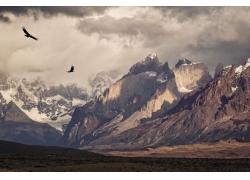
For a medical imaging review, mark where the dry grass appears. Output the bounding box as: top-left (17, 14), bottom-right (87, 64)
top-left (90, 140), bottom-right (250, 159)
top-left (1, 140), bottom-right (250, 171)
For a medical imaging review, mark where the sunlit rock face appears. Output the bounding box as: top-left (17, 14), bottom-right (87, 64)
top-left (59, 54), bottom-right (182, 148)
top-left (172, 59), bottom-right (213, 94)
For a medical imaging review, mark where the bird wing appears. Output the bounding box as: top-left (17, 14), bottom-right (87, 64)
top-left (30, 35), bottom-right (38, 41)
top-left (71, 66), bottom-right (74, 71)
top-left (22, 27), bottom-right (30, 35)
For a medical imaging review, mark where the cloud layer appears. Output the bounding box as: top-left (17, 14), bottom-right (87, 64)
top-left (1, 6), bottom-right (250, 88)
top-left (0, 6), bottom-right (111, 22)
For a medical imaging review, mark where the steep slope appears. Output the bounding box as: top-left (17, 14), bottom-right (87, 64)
top-left (59, 54), bottom-right (182, 147)
top-left (84, 58), bottom-right (250, 149)
top-left (0, 99), bottom-right (62, 145)
top-left (172, 59), bottom-right (212, 94)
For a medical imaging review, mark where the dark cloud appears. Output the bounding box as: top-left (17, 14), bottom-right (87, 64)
top-left (0, 6), bottom-right (112, 22)
top-left (154, 6), bottom-right (226, 22)
top-left (77, 15), bottom-right (141, 36)
top-left (76, 14), bottom-right (171, 48)
top-left (0, 13), bottom-right (11, 23)
top-left (76, 6), bottom-right (250, 75)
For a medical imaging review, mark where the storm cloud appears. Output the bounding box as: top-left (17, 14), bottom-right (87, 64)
top-left (0, 13), bottom-right (11, 23)
top-left (0, 6), bottom-right (111, 22)
top-left (1, 6), bottom-right (250, 88)
top-left (76, 6), bottom-right (250, 74)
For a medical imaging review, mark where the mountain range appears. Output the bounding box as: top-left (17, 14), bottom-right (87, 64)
top-left (59, 54), bottom-right (215, 149)
top-left (2, 53), bottom-right (250, 150)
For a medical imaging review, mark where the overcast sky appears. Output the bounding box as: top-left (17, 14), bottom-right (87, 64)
top-left (1, 6), bottom-right (250, 86)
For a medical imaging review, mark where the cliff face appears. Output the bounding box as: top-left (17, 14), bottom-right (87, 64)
top-left (172, 59), bottom-right (213, 94)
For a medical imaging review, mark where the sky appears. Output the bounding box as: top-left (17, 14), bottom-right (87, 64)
top-left (1, 2), bottom-right (250, 88)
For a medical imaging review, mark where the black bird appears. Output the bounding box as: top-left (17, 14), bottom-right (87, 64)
top-left (22, 27), bottom-right (38, 41)
top-left (67, 66), bottom-right (74, 73)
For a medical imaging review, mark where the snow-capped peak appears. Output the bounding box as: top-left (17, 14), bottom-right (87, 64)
top-left (175, 59), bottom-right (200, 68)
top-left (221, 65), bottom-right (232, 76)
top-left (235, 58), bottom-right (250, 77)
top-left (147, 53), bottom-right (157, 60)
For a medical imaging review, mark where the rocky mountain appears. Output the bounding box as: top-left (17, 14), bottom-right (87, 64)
top-left (0, 99), bottom-right (62, 145)
top-left (59, 54), bottom-right (214, 148)
top-left (88, 70), bottom-right (121, 98)
top-left (0, 74), bottom-right (90, 132)
top-left (172, 59), bottom-right (213, 94)
top-left (214, 62), bottom-right (224, 78)
top-left (77, 58), bottom-right (250, 149)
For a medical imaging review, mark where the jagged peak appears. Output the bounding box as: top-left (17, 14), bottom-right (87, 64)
top-left (214, 62), bottom-right (224, 78)
top-left (146, 53), bottom-right (158, 60)
top-left (174, 59), bottom-right (201, 68)
top-left (127, 54), bottom-right (163, 76)
top-left (234, 58), bottom-right (250, 77)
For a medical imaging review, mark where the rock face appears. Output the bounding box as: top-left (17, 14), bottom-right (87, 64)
top-left (214, 62), bottom-right (224, 78)
top-left (59, 54), bottom-right (182, 147)
top-left (0, 100), bottom-right (62, 145)
top-left (172, 59), bottom-right (212, 94)
top-left (78, 58), bottom-right (250, 149)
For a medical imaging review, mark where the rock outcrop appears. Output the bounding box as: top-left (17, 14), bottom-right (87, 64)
top-left (172, 59), bottom-right (213, 94)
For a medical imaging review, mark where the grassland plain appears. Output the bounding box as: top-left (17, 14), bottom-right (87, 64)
top-left (1, 140), bottom-right (250, 172)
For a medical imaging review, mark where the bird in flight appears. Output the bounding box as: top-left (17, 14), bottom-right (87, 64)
top-left (67, 66), bottom-right (74, 73)
top-left (22, 27), bottom-right (38, 41)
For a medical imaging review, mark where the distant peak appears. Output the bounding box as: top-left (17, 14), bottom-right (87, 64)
top-left (147, 53), bottom-right (158, 60)
top-left (125, 54), bottom-right (163, 77)
top-left (175, 59), bottom-right (200, 68)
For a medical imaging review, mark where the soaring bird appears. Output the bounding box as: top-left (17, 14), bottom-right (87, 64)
top-left (67, 66), bottom-right (74, 73)
top-left (22, 27), bottom-right (38, 41)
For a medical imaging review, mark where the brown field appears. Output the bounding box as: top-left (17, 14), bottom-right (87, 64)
top-left (90, 140), bottom-right (250, 159)
top-left (1, 140), bottom-right (250, 172)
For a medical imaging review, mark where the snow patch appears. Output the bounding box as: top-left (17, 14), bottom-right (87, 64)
top-left (0, 89), bottom-right (13, 104)
top-left (145, 71), bottom-right (157, 77)
top-left (179, 59), bottom-right (201, 66)
top-left (232, 86), bottom-right (238, 93)
top-left (234, 58), bottom-right (250, 77)
top-left (72, 98), bottom-right (86, 106)
top-left (157, 75), bottom-right (168, 83)
top-left (148, 53), bottom-right (157, 60)
top-left (181, 62), bottom-right (200, 66)
top-left (221, 65), bottom-right (232, 76)
top-left (178, 86), bottom-right (193, 93)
